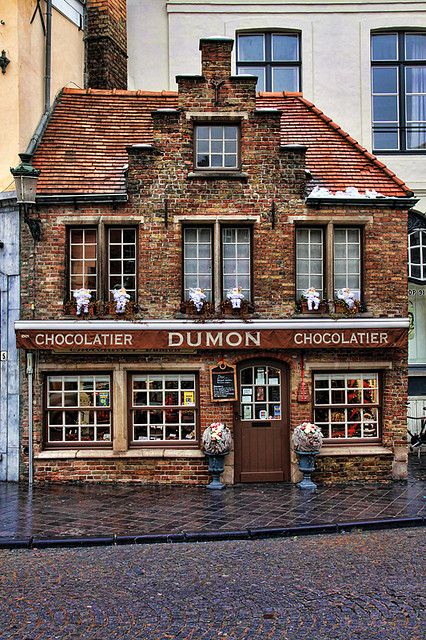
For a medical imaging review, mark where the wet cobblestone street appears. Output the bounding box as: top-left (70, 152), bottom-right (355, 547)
top-left (0, 528), bottom-right (424, 640)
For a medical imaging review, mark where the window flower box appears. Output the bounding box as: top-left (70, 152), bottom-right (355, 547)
top-left (221, 299), bottom-right (255, 317)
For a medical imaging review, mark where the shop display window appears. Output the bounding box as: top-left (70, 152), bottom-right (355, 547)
top-left (313, 373), bottom-right (380, 440)
top-left (130, 374), bottom-right (197, 443)
top-left (46, 375), bottom-right (112, 445)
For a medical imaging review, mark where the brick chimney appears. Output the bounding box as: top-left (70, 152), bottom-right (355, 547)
top-left (86, 0), bottom-right (127, 89)
top-left (199, 37), bottom-right (234, 79)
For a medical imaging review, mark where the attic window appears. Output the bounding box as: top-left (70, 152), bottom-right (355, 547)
top-left (194, 125), bottom-right (239, 170)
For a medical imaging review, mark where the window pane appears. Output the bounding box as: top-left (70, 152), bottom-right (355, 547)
top-left (238, 34), bottom-right (265, 61)
top-left (405, 66), bottom-right (426, 94)
top-left (373, 128), bottom-right (399, 150)
top-left (371, 33), bottom-right (397, 61)
top-left (296, 228), bottom-right (323, 299)
top-left (407, 127), bottom-right (426, 150)
top-left (405, 34), bottom-right (426, 60)
top-left (108, 228), bottom-right (136, 300)
top-left (184, 228), bottom-right (212, 301)
top-left (69, 228), bottom-right (97, 295)
top-left (222, 227), bottom-right (251, 300)
top-left (272, 67), bottom-right (299, 92)
top-left (373, 95), bottom-right (398, 121)
top-left (272, 34), bottom-right (299, 61)
top-left (238, 66), bottom-right (265, 91)
top-left (372, 67), bottom-right (398, 93)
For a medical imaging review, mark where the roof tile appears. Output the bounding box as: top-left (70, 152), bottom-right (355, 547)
top-left (33, 88), bottom-right (412, 197)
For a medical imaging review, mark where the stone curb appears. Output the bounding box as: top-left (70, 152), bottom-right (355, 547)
top-left (0, 516), bottom-right (424, 550)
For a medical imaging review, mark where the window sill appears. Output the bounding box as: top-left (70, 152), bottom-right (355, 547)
top-left (187, 171), bottom-right (248, 181)
top-left (318, 445), bottom-right (393, 457)
top-left (36, 448), bottom-right (205, 460)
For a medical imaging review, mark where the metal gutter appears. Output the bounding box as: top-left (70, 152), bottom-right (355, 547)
top-left (35, 193), bottom-right (128, 205)
top-left (15, 318), bottom-right (410, 331)
top-left (306, 197), bottom-right (419, 208)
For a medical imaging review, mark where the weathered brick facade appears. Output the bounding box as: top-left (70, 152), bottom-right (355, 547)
top-left (18, 38), bottom-right (413, 485)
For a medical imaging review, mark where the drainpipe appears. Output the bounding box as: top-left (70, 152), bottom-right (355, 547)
top-left (44, 0), bottom-right (52, 112)
top-left (26, 352), bottom-right (34, 486)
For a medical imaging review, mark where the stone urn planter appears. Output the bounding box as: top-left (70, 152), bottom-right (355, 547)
top-left (292, 422), bottom-right (323, 490)
top-left (202, 422), bottom-right (232, 490)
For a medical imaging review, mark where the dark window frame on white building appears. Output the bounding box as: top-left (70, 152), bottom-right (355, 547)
top-left (371, 30), bottom-right (426, 153)
top-left (295, 225), bottom-right (362, 302)
top-left (183, 224), bottom-right (252, 304)
top-left (409, 228), bottom-right (426, 282)
top-left (67, 225), bottom-right (138, 302)
top-left (236, 31), bottom-right (301, 92)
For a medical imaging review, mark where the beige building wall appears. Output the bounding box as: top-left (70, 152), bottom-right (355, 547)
top-left (0, 0), bottom-right (84, 191)
top-left (127, 0), bottom-right (426, 208)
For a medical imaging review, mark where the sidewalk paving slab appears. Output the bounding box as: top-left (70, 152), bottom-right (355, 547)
top-left (0, 455), bottom-right (424, 548)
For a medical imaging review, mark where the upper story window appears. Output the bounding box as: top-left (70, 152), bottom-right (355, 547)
top-left (195, 125), bottom-right (239, 170)
top-left (236, 32), bottom-right (301, 92)
top-left (371, 31), bottom-right (426, 152)
top-left (296, 226), bottom-right (361, 301)
top-left (409, 229), bottom-right (426, 281)
top-left (69, 226), bottom-right (137, 300)
top-left (183, 225), bottom-right (252, 304)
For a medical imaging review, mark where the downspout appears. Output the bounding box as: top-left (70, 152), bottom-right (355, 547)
top-left (44, 0), bottom-right (52, 112)
top-left (26, 352), bottom-right (34, 486)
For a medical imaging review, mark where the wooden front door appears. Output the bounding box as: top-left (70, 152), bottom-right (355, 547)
top-left (234, 361), bottom-right (290, 483)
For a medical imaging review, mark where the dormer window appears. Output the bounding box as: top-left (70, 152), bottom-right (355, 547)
top-left (195, 124), bottom-right (239, 170)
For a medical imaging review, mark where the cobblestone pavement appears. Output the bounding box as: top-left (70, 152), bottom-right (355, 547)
top-left (0, 528), bottom-right (424, 640)
top-left (1, 457), bottom-right (425, 540)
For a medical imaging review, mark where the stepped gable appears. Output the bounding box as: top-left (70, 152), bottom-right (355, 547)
top-left (33, 87), bottom-right (411, 197)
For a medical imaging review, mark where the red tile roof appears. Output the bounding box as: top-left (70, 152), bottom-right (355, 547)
top-left (33, 88), bottom-right (412, 198)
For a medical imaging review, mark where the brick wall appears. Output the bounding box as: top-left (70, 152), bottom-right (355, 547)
top-left (86, 0), bottom-right (127, 89)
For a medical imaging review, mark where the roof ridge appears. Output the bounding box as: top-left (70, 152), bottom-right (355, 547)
top-left (294, 96), bottom-right (413, 195)
top-left (62, 88), bottom-right (179, 97)
top-left (257, 91), bottom-right (303, 97)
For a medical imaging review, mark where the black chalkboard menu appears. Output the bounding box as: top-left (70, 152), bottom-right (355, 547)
top-left (210, 364), bottom-right (237, 402)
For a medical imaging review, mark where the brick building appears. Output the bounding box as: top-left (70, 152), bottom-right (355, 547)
top-left (15, 38), bottom-right (416, 485)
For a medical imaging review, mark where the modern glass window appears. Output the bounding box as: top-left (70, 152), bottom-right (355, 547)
top-left (371, 31), bottom-right (426, 151)
top-left (314, 373), bottom-right (380, 440)
top-left (46, 375), bottom-right (112, 445)
top-left (296, 228), bottom-right (324, 299)
top-left (409, 229), bottom-right (426, 281)
top-left (183, 225), bottom-right (252, 304)
top-left (130, 374), bottom-right (197, 443)
top-left (183, 227), bottom-right (213, 301)
top-left (334, 228), bottom-right (361, 299)
top-left (195, 125), bottom-right (239, 169)
top-left (69, 228), bottom-right (98, 295)
top-left (222, 227), bottom-right (251, 300)
top-left (68, 226), bottom-right (137, 300)
top-left (108, 228), bottom-right (137, 299)
top-left (237, 32), bottom-right (301, 92)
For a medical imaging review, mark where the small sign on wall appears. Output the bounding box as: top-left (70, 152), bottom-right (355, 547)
top-left (210, 362), bottom-right (237, 402)
top-left (0, 351), bottom-right (7, 361)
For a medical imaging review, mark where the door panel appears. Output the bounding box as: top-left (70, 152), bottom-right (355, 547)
top-left (235, 362), bottom-right (289, 482)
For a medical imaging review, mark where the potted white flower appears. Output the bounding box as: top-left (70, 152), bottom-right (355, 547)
top-left (202, 422), bottom-right (232, 490)
top-left (292, 422), bottom-right (323, 489)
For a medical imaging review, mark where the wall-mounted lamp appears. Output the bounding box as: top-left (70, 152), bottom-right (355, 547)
top-left (0, 50), bottom-right (10, 74)
top-left (10, 153), bottom-right (42, 241)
